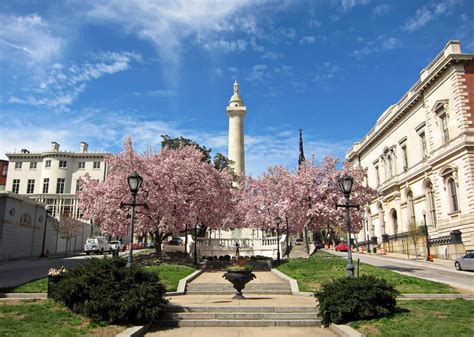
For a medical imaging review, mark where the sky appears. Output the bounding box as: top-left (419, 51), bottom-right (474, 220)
top-left (1, 0), bottom-right (473, 176)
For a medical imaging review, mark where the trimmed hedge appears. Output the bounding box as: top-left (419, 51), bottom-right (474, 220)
top-left (52, 257), bottom-right (167, 324)
top-left (315, 275), bottom-right (399, 326)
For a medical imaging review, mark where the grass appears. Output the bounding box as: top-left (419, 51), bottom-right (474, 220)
top-left (1, 263), bottom-right (196, 294)
top-left (277, 251), bottom-right (457, 294)
top-left (0, 278), bottom-right (48, 293)
top-left (0, 299), bottom-right (125, 337)
top-left (145, 263), bottom-right (196, 291)
top-left (350, 299), bottom-right (474, 337)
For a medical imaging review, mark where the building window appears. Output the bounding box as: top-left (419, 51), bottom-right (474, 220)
top-left (78, 162), bottom-right (85, 169)
top-left (12, 179), bottom-right (20, 193)
top-left (387, 155), bottom-right (393, 179)
top-left (420, 132), bottom-right (428, 159)
top-left (29, 162), bottom-right (37, 169)
top-left (43, 178), bottom-right (49, 194)
top-left (45, 160), bottom-right (51, 168)
top-left (56, 178), bottom-right (65, 194)
top-left (375, 165), bottom-right (380, 186)
top-left (401, 146), bottom-right (408, 171)
top-left (27, 179), bottom-right (35, 194)
top-left (2, 164), bottom-right (7, 176)
top-left (15, 162), bottom-right (22, 169)
top-left (76, 180), bottom-right (81, 193)
top-left (440, 114), bottom-right (449, 143)
top-left (407, 189), bottom-right (416, 225)
top-left (59, 160), bottom-right (67, 168)
top-left (425, 181), bottom-right (437, 227)
top-left (93, 161), bottom-right (101, 169)
top-left (448, 178), bottom-right (459, 212)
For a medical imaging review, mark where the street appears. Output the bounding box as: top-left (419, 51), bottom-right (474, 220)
top-left (327, 250), bottom-right (474, 292)
top-left (0, 251), bottom-right (132, 288)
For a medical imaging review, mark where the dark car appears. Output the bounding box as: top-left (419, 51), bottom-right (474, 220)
top-left (168, 237), bottom-right (183, 245)
top-left (313, 241), bottom-right (324, 249)
top-left (335, 242), bottom-right (348, 252)
top-left (455, 253), bottom-right (474, 271)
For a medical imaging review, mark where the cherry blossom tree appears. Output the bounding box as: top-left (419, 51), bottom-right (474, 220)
top-left (78, 137), bottom-right (234, 256)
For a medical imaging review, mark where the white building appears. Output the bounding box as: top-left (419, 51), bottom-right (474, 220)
top-left (346, 41), bottom-right (474, 256)
top-left (5, 141), bottom-right (110, 219)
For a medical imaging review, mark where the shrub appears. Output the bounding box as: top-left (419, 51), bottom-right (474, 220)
top-left (315, 275), bottom-right (399, 326)
top-left (52, 257), bottom-right (167, 324)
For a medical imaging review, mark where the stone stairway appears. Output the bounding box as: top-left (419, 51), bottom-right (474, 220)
top-left (185, 271), bottom-right (292, 295)
top-left (159, 303), bottom-right (321, 327)
top-left (186, 282), bottom-right (292, 294)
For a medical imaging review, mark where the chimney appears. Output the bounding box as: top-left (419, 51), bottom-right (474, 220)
top-left (51, 142), bottom-right (60, 152)
top-left (80, 141), bottom-right (88, 153)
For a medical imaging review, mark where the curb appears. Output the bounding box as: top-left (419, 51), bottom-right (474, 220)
top-left (166, 269), bottom-right (204, 296)
top-left (0, 293), bottom-right (47, 300)
top-left (115, 323), bottom-right (151, 337)
top-left (270, 268), bottom-right (313, 296)
top-left (330, 323), bottom-right (365, 337)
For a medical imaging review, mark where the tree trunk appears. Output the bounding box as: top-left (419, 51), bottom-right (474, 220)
top-left (65, 238), bottom-right (69, 256)
top-left (154, 232), bottom-right (164, 257)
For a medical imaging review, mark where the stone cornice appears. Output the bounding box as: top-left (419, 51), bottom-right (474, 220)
top-left (6, 152), bottom-right (111, 160)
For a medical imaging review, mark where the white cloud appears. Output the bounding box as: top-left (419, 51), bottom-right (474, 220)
top-left (403, 0), bottom-right (461, 32)
top-left (8, 51), bottom-right (140, 111)
top-left (247, 64), bottom-right (268, 82)
top-left (341, 0), bottom-right (371, 13)
top-left (372, 4), bottom-right (391, 17)
top-left (202, 39), bottom-right (247, 53)
top-left (0, 14), bottom-right (63, 63)
top-left (86, 1), bottom-right (257, 81)
top-left (352, 37), bottom-right (401, 58)
top-left (299, 36), bottom-right (316, 44)
top-left (314, 62), bottom-right (342, 81)
top-left (261, 51), bottom-right (283, 60)
top-left (308, 19), bottom-right (321, 28)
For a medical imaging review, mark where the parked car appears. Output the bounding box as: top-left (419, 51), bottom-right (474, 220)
top-left (335, 242), bottom-right (348, 252)
top-left (109, 240), bottom-right (125, 252)
top-left (313, 241), bottom-right (324, 249)
top-left (84, 236), bottom-right (110, 255)
top-left (168, 237), bottom-right (184, 245)
top-left (294, 238), bottom-right (304, 245)
top-left (454, 253), bottom-right (474, 271)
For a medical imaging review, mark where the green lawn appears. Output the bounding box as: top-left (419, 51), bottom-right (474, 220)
top-left (0, 300), bottom-right (124, 336)
top-left (350, 299), bottom-right (474, 337)
top-left (277, 251), bottom-right (457, 294)
top-left (145, 263), bottom-right (196, 291)
top-left (1, 263), bottom-right (196, 294)
top-left (0, 277), bottom-right (48, 293)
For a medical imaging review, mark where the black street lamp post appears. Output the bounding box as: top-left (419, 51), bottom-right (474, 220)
top-left (335, 174), bottom-right (359, 277)
top-left (275, 216), bottom-right (281, 264)
top-left (121, 172), bottom-right (147, 268)
top-left (422, 210), bottom-right (431, 261)
top-left (40, 205), bottom-right (51, 258)
top-left (366, 216), bottom-right (371, 254)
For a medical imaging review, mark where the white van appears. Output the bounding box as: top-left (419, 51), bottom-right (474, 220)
top-left (84, 236), bottom-right (111, 255)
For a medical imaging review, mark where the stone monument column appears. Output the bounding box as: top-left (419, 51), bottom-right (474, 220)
top-left (227, 80), bottom-right (246, 178)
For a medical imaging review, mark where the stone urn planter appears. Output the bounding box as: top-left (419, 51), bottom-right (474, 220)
top-left (222, 269), bottom-right (256, 299)
top-left (47, 266), bottom-right (66, 299)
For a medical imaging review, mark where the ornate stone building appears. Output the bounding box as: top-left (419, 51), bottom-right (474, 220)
top-left (5, 141), bottom-right (110, 220)
top-left (346, 41), bottom-right (474, 255)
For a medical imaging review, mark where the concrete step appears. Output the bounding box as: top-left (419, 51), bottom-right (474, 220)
top-left (163, 312), bottom-right (319, 320)
top-left (186, 283), bottom-right (292, 294)
top-left (158, 319), bottom-right (321, 327)
top-left (165, 305), bottom-right (318, 313)
top-left (186, 290), bottom-right (293, 295)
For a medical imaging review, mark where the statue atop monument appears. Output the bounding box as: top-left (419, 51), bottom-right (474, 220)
top-left (229, 80), bottom-right (244, 106)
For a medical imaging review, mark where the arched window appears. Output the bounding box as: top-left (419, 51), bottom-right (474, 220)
top-left (407, 189), bottom-right (415, 226)
top-left (424, 181), bottom-right (437, 227)
top-left (390, 209), bottom-right (398, 235)
top-left (448, 178), bottom-right (459, 212)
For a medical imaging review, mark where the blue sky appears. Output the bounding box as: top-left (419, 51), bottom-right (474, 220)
top-left (1, 0), bottom-right (473, 176)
